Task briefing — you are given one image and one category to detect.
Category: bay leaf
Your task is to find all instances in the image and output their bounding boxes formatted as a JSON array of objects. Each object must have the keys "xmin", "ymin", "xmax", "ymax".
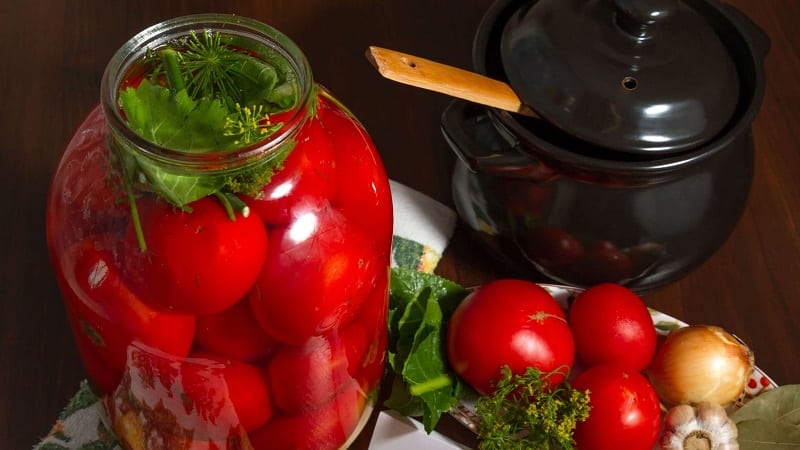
[
  {"xmin": 736, "ymin": 419, "xmax": 800, "ymax": 449},
  {"xmin": 731, "ymin": 384, "xmax": 800, "ymax": 426}
]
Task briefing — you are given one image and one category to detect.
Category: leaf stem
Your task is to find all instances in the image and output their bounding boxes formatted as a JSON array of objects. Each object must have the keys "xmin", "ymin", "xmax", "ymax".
[
  {"xmin": 124, "ymin": 181, "xmax": 147, "ymax": 252},
  {"xmin": 215, "ymin": 191, "xmax": 236, "ymax": 221},
  {"xmin": 214, "ymin": 192, "xmax": 250, "ymax": 221},
  {"xmin": 409, "ymin": 374, "xmax": 453, "ymax": 396}
]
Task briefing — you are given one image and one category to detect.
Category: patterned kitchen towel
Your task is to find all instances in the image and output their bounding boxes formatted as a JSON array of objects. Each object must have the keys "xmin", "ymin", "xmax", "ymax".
[{"xmin": 34, "ymin": 180, "xmax": 458, "ymax": 450}]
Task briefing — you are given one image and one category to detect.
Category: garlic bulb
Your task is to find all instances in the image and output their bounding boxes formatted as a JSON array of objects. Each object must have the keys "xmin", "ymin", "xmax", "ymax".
[{"xmin": 657, "ymin": 402, "xmax": 739, "ymax": 450}]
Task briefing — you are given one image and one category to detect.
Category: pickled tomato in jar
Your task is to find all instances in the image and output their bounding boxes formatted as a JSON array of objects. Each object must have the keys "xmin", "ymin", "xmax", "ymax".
[{"xmin": 46, "ymin": 14, "xmax": 392, "ymax": 450}]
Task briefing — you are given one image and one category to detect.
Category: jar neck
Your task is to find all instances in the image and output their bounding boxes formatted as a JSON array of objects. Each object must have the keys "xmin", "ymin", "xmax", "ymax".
[{"xmin": 100, "ymin": 14, "xmax": 314, "ymax": 175}]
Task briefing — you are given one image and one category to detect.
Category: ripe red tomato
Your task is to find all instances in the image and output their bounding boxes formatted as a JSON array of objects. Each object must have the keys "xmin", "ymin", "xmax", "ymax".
[
  {"xmin": 249, "ymin": 205, "xmax": 381, "ymax": 345},
  {"xmin": 247, "ymin": 379, "xmax": 364, "ymax": 450},
  {"xmin": 446, "ymin": 279, "xmax": 575, "ymax": 396},
  {"xmin": 124, "ymin": 196, "xmax": 268, "ymax": 315},
  {"xmin": 63, "ymin": 236, "xmax": 196, "ymax": 375},
  {"xmin": 185, "ymin": 351, "xmax": 275, "ymax": 432},
  {"xmin": 194, "ymin": 298, "xmax": 278, "ymax": 363},
  {"xmin": 568, "ymin": 283, "xmax": 657, "ymax": 371},
  {"xmin": 245, "ymin": 116, "xmax": 337, "ymax": 226},
  {"xmin": 319, "ymin": 92, "xmax": 393, "ymax": 248},
  {"xmin": 266, "ymin": 330, "xmax": 362, "ymax": 413},
  {"xmin": 67, "ymin": 314, "xmax": 123, "ymax": 394},
  {"xmin": 571, "ymin": 364, "xmax": 662, "ymax": 450}
]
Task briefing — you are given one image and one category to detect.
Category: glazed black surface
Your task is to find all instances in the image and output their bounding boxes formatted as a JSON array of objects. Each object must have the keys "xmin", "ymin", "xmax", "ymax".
[{"xmin": 443, "ymin": 0, "xmax": 768, "ymax": 292}]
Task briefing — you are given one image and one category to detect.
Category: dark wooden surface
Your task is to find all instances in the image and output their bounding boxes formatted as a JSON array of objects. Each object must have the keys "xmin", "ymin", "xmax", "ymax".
[{"xmin": 1, "ymin": 1, "xmax": 798, "ymax": 448}]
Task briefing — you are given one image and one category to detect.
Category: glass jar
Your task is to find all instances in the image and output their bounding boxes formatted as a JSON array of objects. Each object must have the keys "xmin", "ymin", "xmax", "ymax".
[{"xmin": 46, "ymin": 14, "xmax": 392, "ymax": 449}]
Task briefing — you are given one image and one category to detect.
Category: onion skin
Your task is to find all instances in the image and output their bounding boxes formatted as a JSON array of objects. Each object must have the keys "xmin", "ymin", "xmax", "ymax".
[{"xmin": 646, "ymin": 325, "xmax": 754, "ymax": 407}]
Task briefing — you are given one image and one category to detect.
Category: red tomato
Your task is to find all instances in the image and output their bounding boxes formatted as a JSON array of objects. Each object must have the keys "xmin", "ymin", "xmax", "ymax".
[
  {"xmin": 67, "ymin": 313, "xmax": 123, "ymax": 394},
  {"xmin": 63, "ymin": 236, "xmax": 196, "ymax": 375},
  {"xmin": 446, "ymin": 279, "xmax": 575, "ymax": 396},
  {"xmin": 571, "ymin": 364, "xmax": 662, "ymax": 450},
  {"xmin": 195, "ymin": 298, "xmax": 278, "ymax": 363},
  {"xmin": 124, "ymin": 196, "xmax": 268, "ymax": 315},
  {"xmin": 249, "ymin": 205, "xmax": 381, "ymax": 345},
  {"xmin": 318, "ymin": 92, "xmax": 393, "ymax": 248},
  {"xmin": 353, "ymin": 268, "xmax": 389, "ymax": 372},
  {"xmin": 245, "ymin": 115, "xmax": 337, "ymax": 226},
  {"xmin": 568, "ymin": 283, "xmax": 657, "ymax": 371},
  {"xmin": 266, "ymin": 331, "xmax": 361, "ymax": 413},
  {"xmin": 247, "ymin": 379, "xmax": 365, "ymax": 450},
  {"xmin": 185, "ymin": 351, "xmax": 275, "ymax": 432},
  {"xmin": 45, "ymin": 106, "xmax": 128, "ymax": 247}
]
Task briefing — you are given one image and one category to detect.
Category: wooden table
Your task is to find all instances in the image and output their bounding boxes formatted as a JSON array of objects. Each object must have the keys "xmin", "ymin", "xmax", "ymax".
[{"xmin": 1, "ymin": 1, "xmax": 797, "ymax": 448}]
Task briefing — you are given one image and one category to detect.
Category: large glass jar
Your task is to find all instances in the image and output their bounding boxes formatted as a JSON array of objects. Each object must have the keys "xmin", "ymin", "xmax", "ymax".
[{"xmin": 46, "ymin": 14, "xmax": 392, "ymax": 449}]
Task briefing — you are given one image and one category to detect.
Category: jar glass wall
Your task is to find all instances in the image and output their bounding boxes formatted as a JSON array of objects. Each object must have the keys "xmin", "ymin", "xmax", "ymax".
[{"xmin": 46, "ymin": 14, "xmax": 392, "ymax": 449}]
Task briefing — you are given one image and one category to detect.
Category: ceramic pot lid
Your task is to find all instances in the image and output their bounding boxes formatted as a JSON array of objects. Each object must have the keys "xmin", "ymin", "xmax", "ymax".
[{"xmin": 500, "ymin": 0, "xmax": 740, "ymax": 154}]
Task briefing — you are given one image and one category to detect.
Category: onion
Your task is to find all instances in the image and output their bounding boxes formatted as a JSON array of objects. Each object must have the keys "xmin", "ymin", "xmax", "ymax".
[{"xmin": 646, "ymin": 325, "xmax": 754, "ymax": 407}]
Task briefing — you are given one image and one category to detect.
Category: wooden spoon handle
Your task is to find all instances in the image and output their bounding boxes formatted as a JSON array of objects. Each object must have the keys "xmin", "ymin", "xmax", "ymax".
[{"xmin": 366, "ymin": 46, "xmax": 537, "ymax": 117}]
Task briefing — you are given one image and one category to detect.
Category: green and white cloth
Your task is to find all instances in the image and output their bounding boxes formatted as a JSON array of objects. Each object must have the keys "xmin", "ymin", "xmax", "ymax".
[{"xmin": 34, "ymin": 181, "xmax": 458, "ymax": 450}]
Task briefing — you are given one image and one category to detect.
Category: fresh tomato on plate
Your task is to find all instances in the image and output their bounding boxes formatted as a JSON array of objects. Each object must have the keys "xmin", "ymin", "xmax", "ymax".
[
  {"xmin": 249, "ymin": 205, "xmax": 380, "ymax": 345},
  {"xmin": 124, "ymin": 196, "xmax": 268, "ymax": 315},
  {"xmin": 568, "ymin": 283, "xmax": 657, "ymax": 371},
  {"xmin": 571, "ymin": 364, "xmax": 662, "ymax": 450},
  {"xmin": 446, "ymin": 279, "xmax": 575, "ymax": 395}
]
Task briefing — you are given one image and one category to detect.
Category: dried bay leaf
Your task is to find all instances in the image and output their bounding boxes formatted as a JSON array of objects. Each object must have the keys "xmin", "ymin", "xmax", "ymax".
[{"xmin": 731, "ymin": 384, "xmax": 800, "ymax": 449}]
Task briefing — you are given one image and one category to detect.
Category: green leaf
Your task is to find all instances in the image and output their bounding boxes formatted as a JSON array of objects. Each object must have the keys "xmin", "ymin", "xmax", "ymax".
[
  {"xmin": 402, "ymin": 299, "xmax": 457, "ymax": 431},
  {"xmin": 134, "ymin": 156, "xmax": 221, "ymax": 208},
  {"xmin": 732, "ymin": 385, "xmax": 800, "ymax": 425},
  {"xmin": 731, "ymin": 385, "xmax": 800, "ymax": 449},
  {"xmin": 385, "ymin": 267, "xmax": 470, "ymax": 433},
  {"xmin": 119, "ymin": 80, "xmax": 229, "ymax": 152},
  {"xmin": 735, "ymin": 420, "xmax": 800, "ymax": 449}
]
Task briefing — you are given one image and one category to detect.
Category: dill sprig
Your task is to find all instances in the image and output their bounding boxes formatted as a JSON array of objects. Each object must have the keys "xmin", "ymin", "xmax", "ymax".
[
  {"xmin": 475, "ymin": 366, "xmax": 591, "ymax": 450},
  {"xmin": 180, "ymin": 30, "xmax": 241, "ymax": 102}
]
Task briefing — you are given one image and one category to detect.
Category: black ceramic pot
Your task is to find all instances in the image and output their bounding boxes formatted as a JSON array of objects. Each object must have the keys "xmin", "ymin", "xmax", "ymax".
[{"xmin": 443, "ymin": 0, "xmax": 769, "ymax": 293}]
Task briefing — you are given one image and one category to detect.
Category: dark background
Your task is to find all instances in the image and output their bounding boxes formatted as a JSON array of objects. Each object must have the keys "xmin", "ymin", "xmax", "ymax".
[{"xmin": 1, "ymin": 1, "xmax": 798, "ymax": 448}]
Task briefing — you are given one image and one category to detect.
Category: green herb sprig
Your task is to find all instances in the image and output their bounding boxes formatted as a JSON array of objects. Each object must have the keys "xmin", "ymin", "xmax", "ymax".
[
  {"xmin": 475, "ymin": 366, "xmax": 591, "ymax": 450},
  {"xmin": 113, "ymin": 29, "xmax": 301, "ymax": 250}
]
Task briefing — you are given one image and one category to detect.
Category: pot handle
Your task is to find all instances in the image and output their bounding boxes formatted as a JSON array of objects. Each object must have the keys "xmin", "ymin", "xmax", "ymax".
[
  {"xmin": 718, "ymin": 2, "xmax": 770, "ymax": 60},
  {"xmin": 441, "ymin": 99, "xmax": 553, "ymax": 180}
]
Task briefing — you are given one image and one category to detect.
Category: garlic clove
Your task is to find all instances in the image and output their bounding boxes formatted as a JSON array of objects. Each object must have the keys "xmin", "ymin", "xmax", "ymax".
[{"xmin": 657, "ymin": 402, "xmax": 739, "ymax": 450}]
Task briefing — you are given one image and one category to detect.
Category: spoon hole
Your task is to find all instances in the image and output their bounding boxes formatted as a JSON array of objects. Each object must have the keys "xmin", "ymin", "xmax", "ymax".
[
  {"xmin": 622, "ymin": 76, "xmax": 638, "ymax": 90},
  {"xmin": 400, "ymin": 56, "xmax": 417, "ymax": 69}
]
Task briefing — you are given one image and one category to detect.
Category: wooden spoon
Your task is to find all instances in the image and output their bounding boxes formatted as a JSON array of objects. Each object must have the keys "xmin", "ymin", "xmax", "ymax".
[{"xmin": 366, "ymin": 46, "xmax": 538, "ymax": 118}]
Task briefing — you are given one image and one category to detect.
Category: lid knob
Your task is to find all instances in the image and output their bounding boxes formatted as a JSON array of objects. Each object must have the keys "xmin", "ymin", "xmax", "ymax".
[
  {"xmin": 499, "ymin": 0, "xmax": 740, "ymax": 155},
  {"xmin": 614, "ymin": 0, "xmax": 676, "ymax": 39}
]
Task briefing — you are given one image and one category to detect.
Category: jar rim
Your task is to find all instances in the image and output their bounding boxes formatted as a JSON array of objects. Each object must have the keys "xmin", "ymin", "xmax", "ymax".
[{"xmin": 100, "ymin": 13, "xmax": 314, "ymax": 172}]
